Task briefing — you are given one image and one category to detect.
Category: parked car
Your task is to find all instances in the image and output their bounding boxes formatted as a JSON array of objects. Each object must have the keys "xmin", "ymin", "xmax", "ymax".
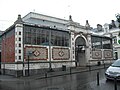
[{"xmin": 105, "ymin": 59, "xmax": 120, "ymax": 80}]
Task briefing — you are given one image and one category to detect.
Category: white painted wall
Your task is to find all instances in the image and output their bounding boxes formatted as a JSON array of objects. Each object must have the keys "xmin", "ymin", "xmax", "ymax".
[{"xmin": 15, "ymin": 24, "xmax": 23, "ymax": 62}]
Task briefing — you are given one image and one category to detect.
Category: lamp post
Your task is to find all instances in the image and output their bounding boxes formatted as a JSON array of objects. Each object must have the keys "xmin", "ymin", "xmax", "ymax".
[
  {"xmin": 27, "ymin": 54, "xmax": 30, "ymax": 76},
  {"xmin": 27, "ymin": 51, "xmax": 32, "ymax": 76},
  {"xmin": 48, "ymin": 29, "xmax": 53, "ymax": 72}
]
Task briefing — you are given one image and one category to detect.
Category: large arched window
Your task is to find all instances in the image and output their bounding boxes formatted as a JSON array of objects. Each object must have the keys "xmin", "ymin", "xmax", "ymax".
[{"xmin": 75, "ymin": 37, "xmax": 86, "ymax": 46}]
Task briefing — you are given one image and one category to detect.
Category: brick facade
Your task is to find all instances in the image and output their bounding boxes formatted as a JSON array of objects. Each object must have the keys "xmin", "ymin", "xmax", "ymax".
[{"xmin": 1, "ymin": 35, "xmax": 15, "ymax": 62}]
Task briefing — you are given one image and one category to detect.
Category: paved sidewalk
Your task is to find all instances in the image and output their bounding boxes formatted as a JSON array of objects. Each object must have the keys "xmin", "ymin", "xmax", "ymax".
[{"xmin": 0, "ymin": 64, "xmax": 110, "ymax": 82}]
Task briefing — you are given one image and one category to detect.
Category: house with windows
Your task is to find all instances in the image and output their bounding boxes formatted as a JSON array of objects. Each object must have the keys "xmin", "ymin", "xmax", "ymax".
[
  {"xmin": 0, "ymin": 12, "xmax": 113, "ymax": 77},
  {"xmin": 92, "ymin": 19, "xmax": 120, "ymax": 60}
]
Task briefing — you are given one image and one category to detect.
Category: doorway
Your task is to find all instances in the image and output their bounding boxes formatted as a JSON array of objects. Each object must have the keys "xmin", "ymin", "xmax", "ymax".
[
  {"xmin": 114, "ymin": 52, "xmax": 118, "ymax": 60},
  {"xmin": 75, "ymin": 37, "xmax": 86, "ymax": 66}
]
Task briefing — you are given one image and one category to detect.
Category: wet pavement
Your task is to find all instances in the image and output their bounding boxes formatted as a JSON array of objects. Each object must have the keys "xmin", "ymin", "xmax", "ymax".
[{"xmin": 0, "ymin": 65, "xmax": 120, "ymax": 90}]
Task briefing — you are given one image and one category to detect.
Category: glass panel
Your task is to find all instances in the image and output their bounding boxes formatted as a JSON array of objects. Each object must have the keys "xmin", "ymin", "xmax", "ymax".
[
  {"xmin": 23, "ymin": 25, "xmax": 70, "ymax": 46},
  {"xmin": 91, "ymin": 36, "xmax": 102, "ymax": 49},
  {"xmin": 102, "ymin": 37, "xmax": 112, "ymax": 49}
]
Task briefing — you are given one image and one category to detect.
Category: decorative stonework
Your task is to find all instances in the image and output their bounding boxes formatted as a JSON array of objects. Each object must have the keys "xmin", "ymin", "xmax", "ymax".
[
  {"xmin": 104, "ymin": 50, "xmax": 113, "ymax": 58},
  {"xmin": 52, "ymin": 47, "xmax": 70, "ymax": 60},
  {"xmin": 92, "ymin": 50, "xmax": 102, "ymax": 59},
  {"xmin": 58, "ymin": 50, "xmax": 64, "ymax": 57},
  {"xmin": 33, "ymin": 50, "xmax": 40, "ymax": 57},
  {"xmin": 25, "ymin": 46, "xmax": 48, "ymax": 61}
]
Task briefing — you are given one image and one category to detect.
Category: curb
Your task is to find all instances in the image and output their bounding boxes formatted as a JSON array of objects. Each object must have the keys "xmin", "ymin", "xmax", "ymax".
[
  {"xmin": 35, "ymin": 65, "xmax": 109, "ymax": 80},
  {"xmin": 0, "ymin": 65, "xmax": 110, "ymax": 81}
]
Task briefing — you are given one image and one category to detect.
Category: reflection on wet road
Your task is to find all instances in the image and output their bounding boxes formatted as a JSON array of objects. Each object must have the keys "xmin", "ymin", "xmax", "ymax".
[{"xmin": 0, "ymin": 69, "xmax": 120, "ymax": 90}]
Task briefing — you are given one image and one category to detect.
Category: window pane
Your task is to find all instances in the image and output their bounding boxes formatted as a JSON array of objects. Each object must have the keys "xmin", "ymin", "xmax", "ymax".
[{"xmin": 23, "ymin": 25, "xmax": 70, "ymax": 47}]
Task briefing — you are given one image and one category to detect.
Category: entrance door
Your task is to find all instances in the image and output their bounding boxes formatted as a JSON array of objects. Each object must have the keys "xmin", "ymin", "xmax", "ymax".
[
  {"xmin": 115, "ymin": 52, "xmax": 118, "ymax": 60},
  {"xmin": 75, "ymin": 37, "xmax": 86, "ymax": 67},
  {"xmin": 75, "ymin": 46, "xmax": 85, "ymax": 66}
]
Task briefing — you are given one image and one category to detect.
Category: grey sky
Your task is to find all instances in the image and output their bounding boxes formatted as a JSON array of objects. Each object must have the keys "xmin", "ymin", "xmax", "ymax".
[{"xmin": 0, "ymin": 0, "xmax": 120, "ymax": 31}]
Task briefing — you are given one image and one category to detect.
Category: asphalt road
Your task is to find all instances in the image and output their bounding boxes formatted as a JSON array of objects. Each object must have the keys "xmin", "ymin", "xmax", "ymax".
[{"xmin": 0, "ymin": 69, "xmax": 120, "ymax": 90}]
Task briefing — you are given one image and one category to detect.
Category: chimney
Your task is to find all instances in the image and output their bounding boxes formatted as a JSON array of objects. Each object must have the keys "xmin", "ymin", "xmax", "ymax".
[{"xmin": 14, "ymin": 14, "xmax": 23, "ymax": 24}]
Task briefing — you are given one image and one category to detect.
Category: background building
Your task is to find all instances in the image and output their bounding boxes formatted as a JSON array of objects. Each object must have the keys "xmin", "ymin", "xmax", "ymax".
[
  {"xmin": 92, "ymin": 15, "xmax": 120, "ymax": 60},
  {"xmin": 0, "ymin": 12, "xmax": 113, "ymax": 76}
]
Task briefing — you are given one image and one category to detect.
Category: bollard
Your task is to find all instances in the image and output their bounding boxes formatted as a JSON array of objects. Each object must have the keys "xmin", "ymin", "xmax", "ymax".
[
  {"xmin": 70, "ymin": 67, "xmax": 71, "ymax": 74},
  {"xmin": 103, "ymin": 63, "xmax": 105, "ymax": 69},
  {"xmin": 45, "ymin": 72, "xmax": 47, "ymax": 78},
  {"xmin": 114, "ymin": 77, "xmax": 117, "ymax": 90},
  {"xmin": 97, "ymin": 72, "xmax": 99, "ymax": 86},
  {"xmin": 89, "ymin": 65, "xmax": 91, "ymax": 71}
]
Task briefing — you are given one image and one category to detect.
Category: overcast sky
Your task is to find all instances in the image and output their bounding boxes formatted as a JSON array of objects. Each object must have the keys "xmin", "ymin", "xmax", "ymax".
[{"xmin": 0, "ymin": 0, "xmax": 120, "ymax": 31}]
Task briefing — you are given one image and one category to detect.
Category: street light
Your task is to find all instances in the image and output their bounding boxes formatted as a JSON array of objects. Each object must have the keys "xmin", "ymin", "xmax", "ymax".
[
  {"xmin": 48, "ymin": 28, "xmax": 54, "ymax": 72},
  {"xmin": 27, "ymin": 51, "xmax": 33, "ymax": 76}
]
